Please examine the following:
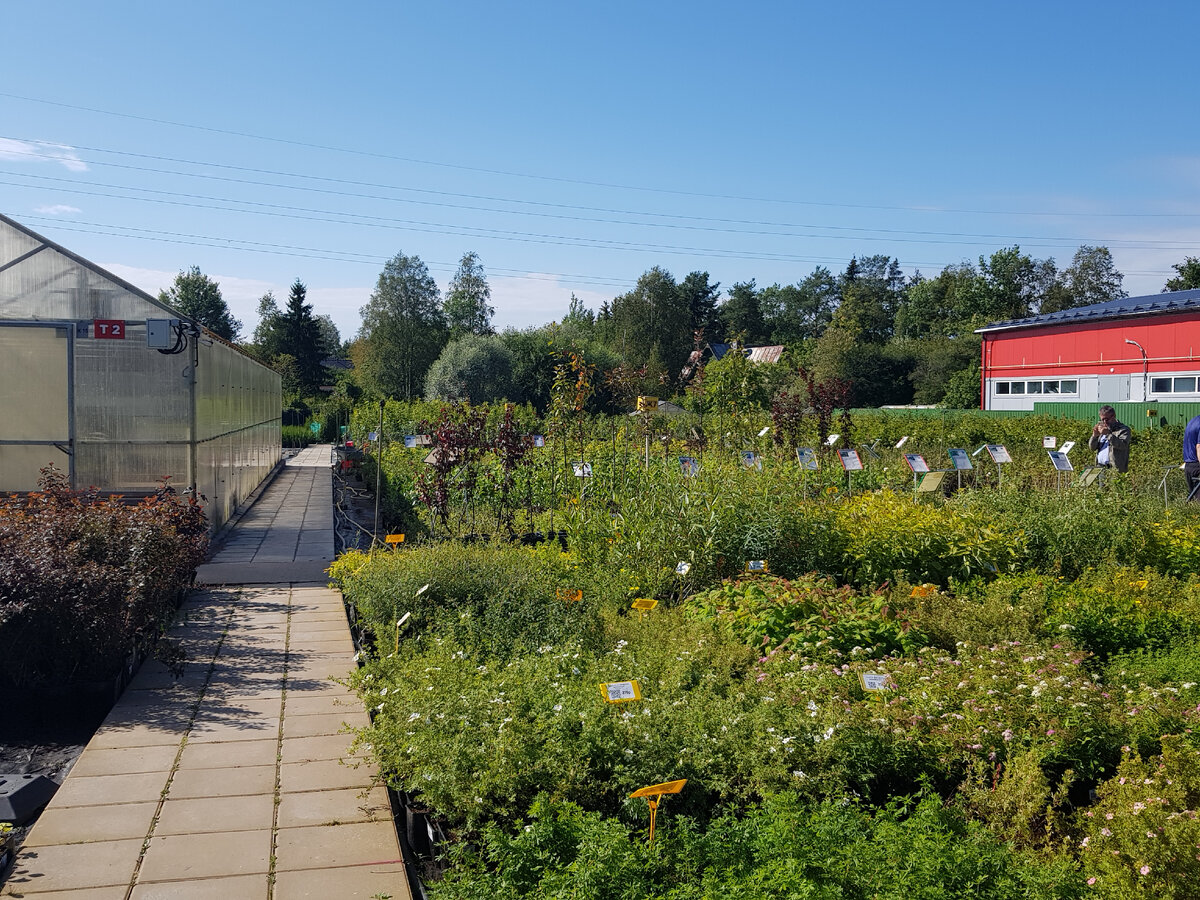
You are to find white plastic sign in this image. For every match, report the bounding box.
[986,444,1012,464]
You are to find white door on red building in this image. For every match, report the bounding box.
[1098,374,1130,403]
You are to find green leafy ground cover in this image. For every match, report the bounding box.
[331,404,1200,899]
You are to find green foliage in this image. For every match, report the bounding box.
[282,424,313,447]
[332,543,604,661]
[701,346,769,416]
[1165,256,1200,292]
[1079,736,1200,899]
[157,265,241,341]
[437,792,1081,900]
[0,468,207,688]
[425,334,516,404]
[444,251,494,339]
[685,573,932,659]
[837,490,1023,587]
[358,252,448,400]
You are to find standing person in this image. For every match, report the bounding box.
[1088,405,1131,473]
[1184,413,1200,500]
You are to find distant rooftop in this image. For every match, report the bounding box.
[977,288,1200,334]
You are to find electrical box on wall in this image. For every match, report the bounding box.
[146,318,180,349]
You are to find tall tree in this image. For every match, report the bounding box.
[760,267,839,344]
[1056,245,1126,311]
[978,247,1055,322]
[720,281,769,345]
[252,291,282,351]
[443,251,494,339]
[1165,256,1200,292]
[677,270,721,339]
[158,266,241,341]
[608,267,691,379]
[357,253,447,399]
[278,279,326,394]
[314,314,342,357]
[831,255,905,342]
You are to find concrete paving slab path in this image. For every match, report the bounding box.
[2,447,412,900]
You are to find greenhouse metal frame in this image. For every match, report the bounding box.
[0,213,281,532]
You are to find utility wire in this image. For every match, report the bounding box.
[4,91,1196,220]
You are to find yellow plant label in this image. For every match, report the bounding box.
[636,396,659,412]
[630,778,687,798]
[631,598,658,611]
[384,534,405,544]
[600,680,642,703]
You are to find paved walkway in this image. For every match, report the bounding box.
[2,447,412,899]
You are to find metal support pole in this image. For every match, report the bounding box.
[373,400,384,546]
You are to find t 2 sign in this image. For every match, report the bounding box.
[93,319,126,339]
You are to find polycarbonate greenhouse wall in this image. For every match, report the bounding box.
[0,214,281,532]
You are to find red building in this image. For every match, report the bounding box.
[977,289,1200,410]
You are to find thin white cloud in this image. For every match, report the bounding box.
[0,138,87,172]
[488,273,614,330]
[33,204,81,215]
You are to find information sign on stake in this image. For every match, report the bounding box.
[859,672,893,692]
[601,680,642,703]
[675,561,691,576]
[1043,436,1057,449]
[384,533,405,545]
[824,433,841,447]
[572,461,592,478]
[636,396,659,412]
[740,450,762,470]
[795,448,818,470]
[1048,450,1074,472]
[904,453,930,474]
[531,435,545,447]
[986,444,1012,464]
[745,559,768,573]
[948,448,972,470]
[838,449,864,471]
[1060,441,1076,455]
[678,456,699,477]
[631,597,657,621]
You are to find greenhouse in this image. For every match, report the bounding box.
[0,213,280,531]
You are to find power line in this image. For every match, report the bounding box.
[4,91,1197,220]
[7,168,1199,263]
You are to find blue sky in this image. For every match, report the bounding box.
[3,1,1198,342]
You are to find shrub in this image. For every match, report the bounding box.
[435,791,1082,900]
[685,573,932,659]
[1079,736,1200,899]
[836,491,1023,588]
[331,542,605,661]
[0,468,207,688]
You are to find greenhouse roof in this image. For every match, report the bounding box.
[977,288,1200,334]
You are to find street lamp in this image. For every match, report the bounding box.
[1125,338,1148,401]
